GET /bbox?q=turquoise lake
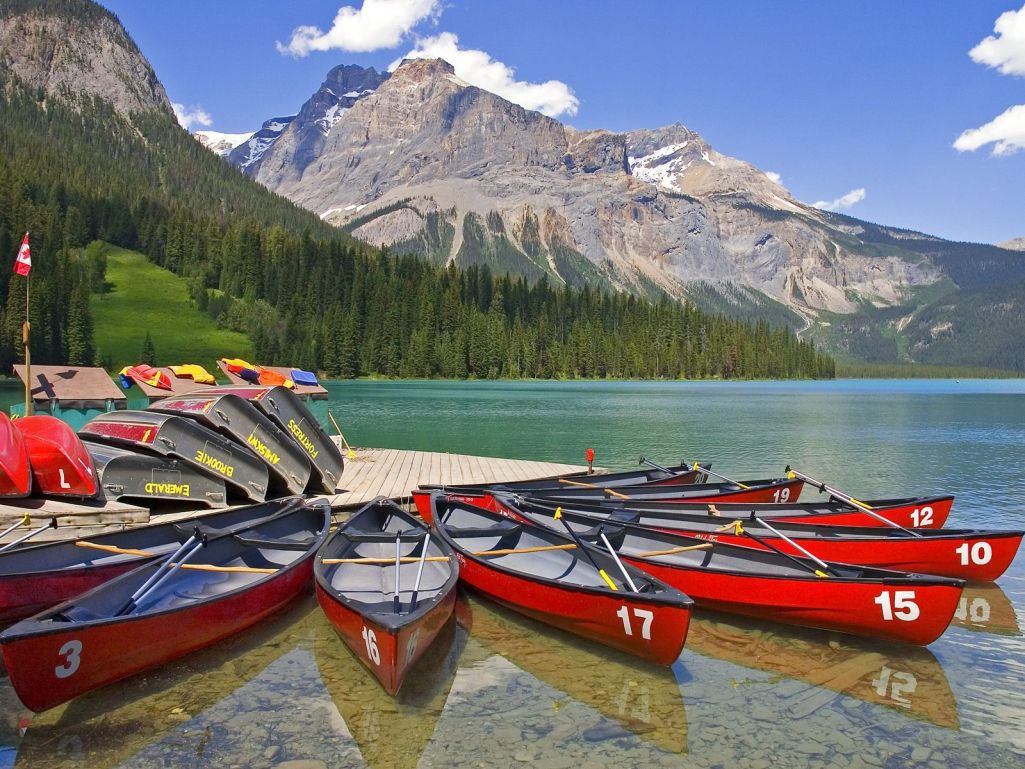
[2,378,1023,768]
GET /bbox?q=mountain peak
[0,0,171,118]
[391,57,457,81]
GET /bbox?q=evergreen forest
[0,53,833,380]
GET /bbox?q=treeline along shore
[0,52,832,381]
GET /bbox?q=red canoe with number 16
[314,498,459,695]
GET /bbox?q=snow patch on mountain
[194,130,253,156]
[316,103,347,134]
[628,142,692,192]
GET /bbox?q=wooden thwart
[75,541,154,557]
[76,540,279,573]
[557,477,630,499]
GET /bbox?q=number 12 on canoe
[874,591,920,622]
[361,626,381,665]
[617,606,654,639]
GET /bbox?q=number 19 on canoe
[617,606,654,639]
[361,626,381,665]
[873,590,920,622]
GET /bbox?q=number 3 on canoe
[361,626,381,665]
[873,590,920,622]
[617,606,654,639]
[55,639,82,679]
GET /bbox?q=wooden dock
[319,447,595,508]
[0,447,595,542]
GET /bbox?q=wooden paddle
[328,410,357,460]
[558,478,631,500]
[784,466,921,536]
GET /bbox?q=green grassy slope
[90,244,252,372]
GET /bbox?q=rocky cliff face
[0,1,171,117]
[229,58,947,321]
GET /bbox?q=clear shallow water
[2,379,1024,768]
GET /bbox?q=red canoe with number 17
[425,493,694,664]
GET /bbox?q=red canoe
[499,495,1023,582]
[315,498,459,695]
[426,493,693,664]
[419,463,711,493]
[415,491,953,531]
[0,498,308,628]
[0,498,330,712]
[432,476,807,506]
[13,415,98,497]
[495,497,964,645]
[0,412,31,498]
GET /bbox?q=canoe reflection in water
[684,610,959,729]
[10,597,315,769]
[952,583,1021,636]
[311,603,465,769]
[455,592,688,754]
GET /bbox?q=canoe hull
[0,412,31,498]
[203,385,344,493]
[0,561,141,628]
[79,410,269,502]
[455,554,691,664]
[772,496,952,529]
[316,581,457,696]
[1,551,314,712]
[14,415,98,497]
[535,477,806,505]
[627,558,962,645]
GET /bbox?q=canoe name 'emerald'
[193,449,235,478]
[246,432,281,465]
[287,419,319,459]
[144,482,190,496]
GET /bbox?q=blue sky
[100,1,1024,244]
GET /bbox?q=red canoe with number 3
[493,497,964,646]
[13,416,98,498]
[314,499,459,695]
[0,498,329,712]
[426,493,694,664]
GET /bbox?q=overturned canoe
[203,385,344,493]
[148,393,312,495]
[315,498,459,695]
[500,498,964,646]
[0,496,330,712]
[14,415,98,498]
[0,497,298,627]
[84,439,228,509]
[79,411,268,502]
[497,495,1019,581]
[0,411,32,498]
[426,493,693,664]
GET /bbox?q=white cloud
[391,32,579,118]
[277,0,440,56]
[172,102,212,130]
[812,187,866,211]
[954,103,1025,155]
[969,3,1025,76]
[764,171,783,185]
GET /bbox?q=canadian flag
[13,233,31,276]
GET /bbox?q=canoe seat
[233,534,316,551]
[52,605,106,623]
[446,522,521,539]
[343,531,427,544]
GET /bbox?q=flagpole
[22,233,30,418]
